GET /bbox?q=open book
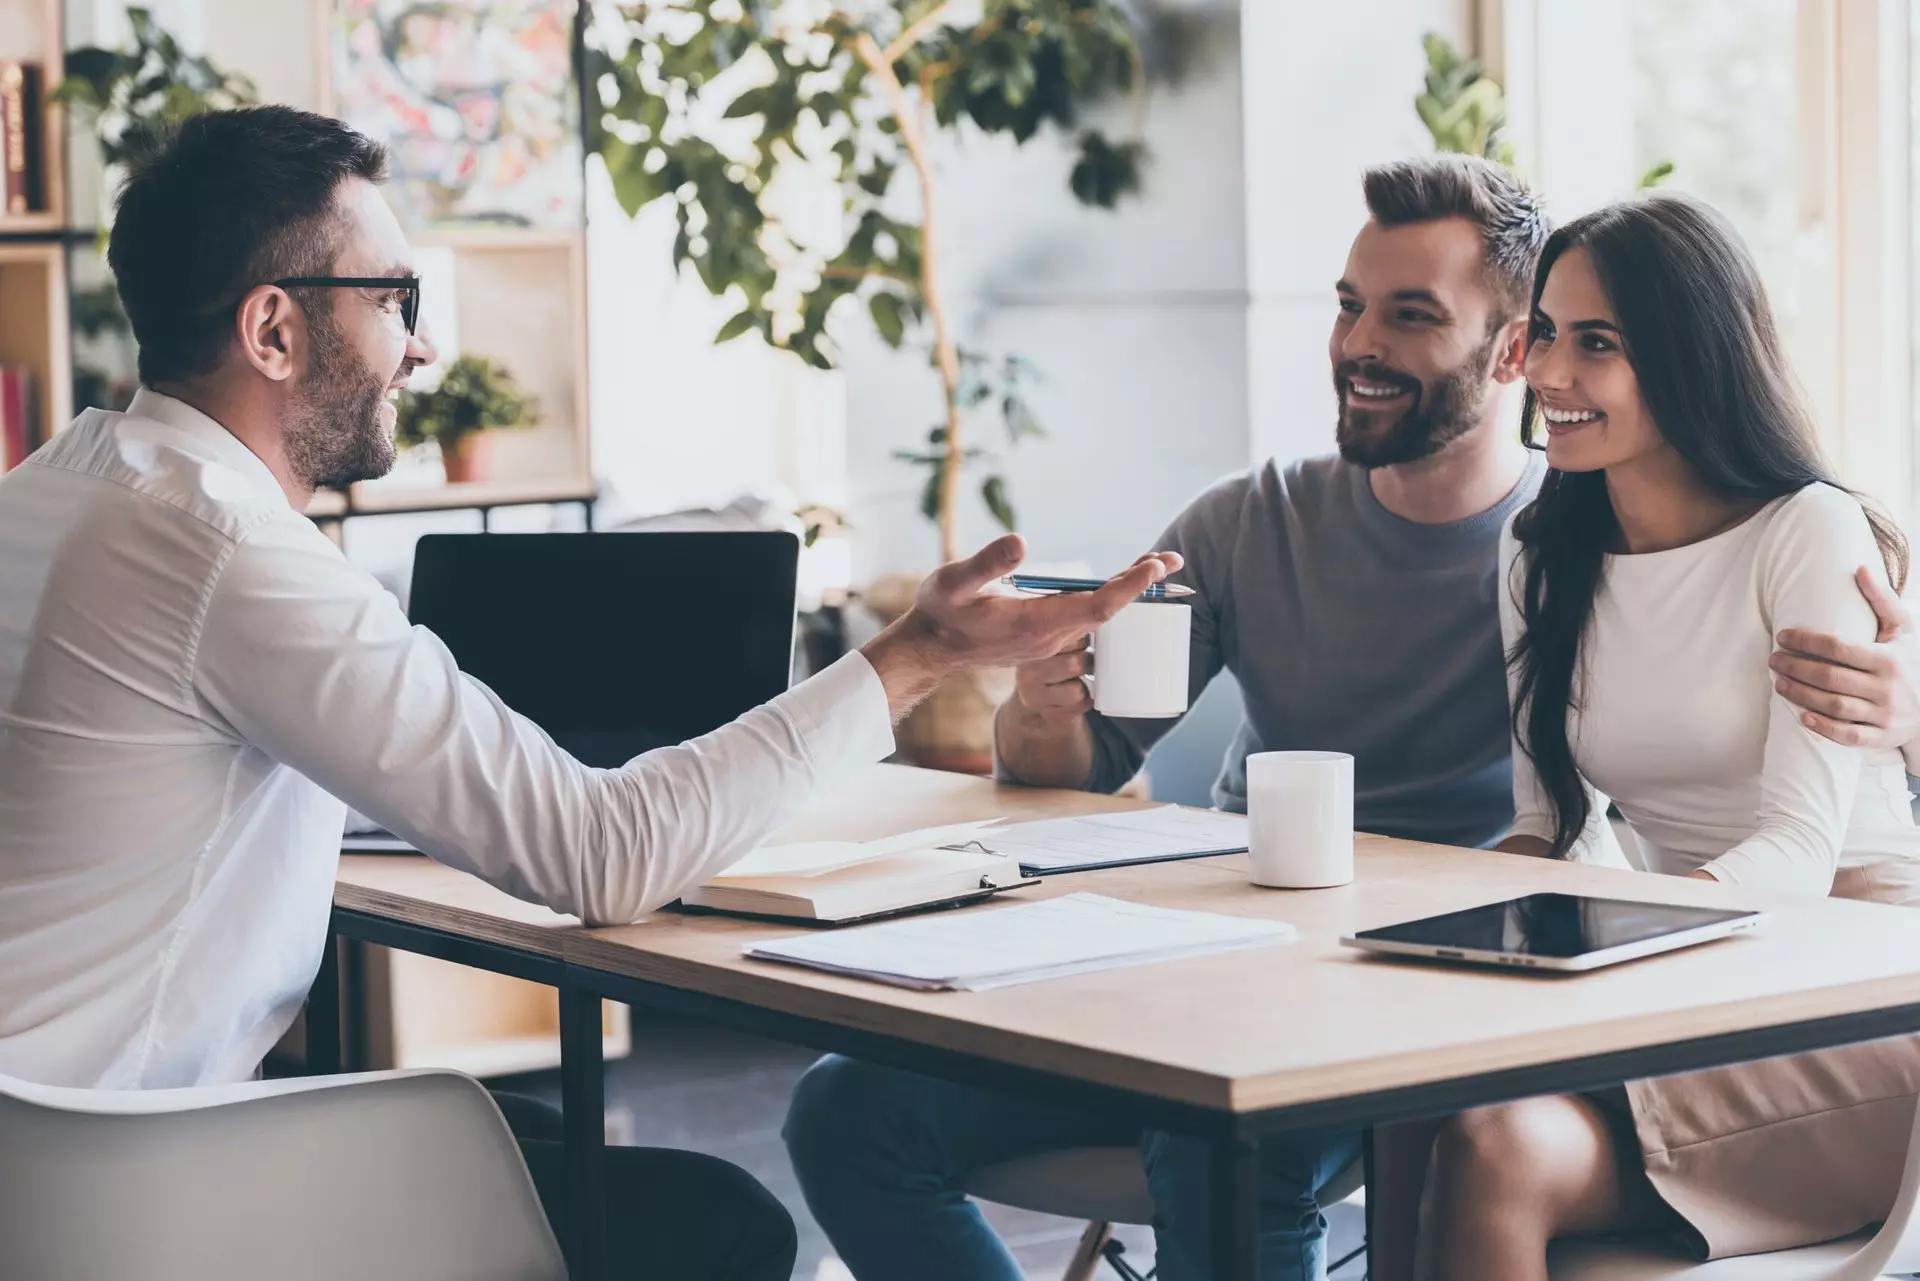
[678,821,1034,924]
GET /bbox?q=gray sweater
[1083,451,1547,849]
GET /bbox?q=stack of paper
[976,806,1250,873]
[745,892,1296,990]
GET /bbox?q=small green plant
[53,8,257,173]
[892,352,1044,531]
[393,355,539,453]
[1415,33,1516,166]
[1415,32,1672,191]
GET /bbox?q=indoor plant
[1414,32,1518,167]
[582,0,1149,771]
[392,354,540,485]
[53,8,258,218]
[1416,32,1672,189]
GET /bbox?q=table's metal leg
[307,928,343,1076]
[1211,1133,1260,1281]
[1361,1127,1376,1275]
[560,981,608,1281]
[341,937,370,1072]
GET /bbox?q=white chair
[965,1144,1367,1281]
[1549,1096,1920,1280]
[0,1067,565,1281]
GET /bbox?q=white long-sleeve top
[0,390,895,1089]
[1499,482,1920,891]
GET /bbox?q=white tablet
[1341,893,1766,973]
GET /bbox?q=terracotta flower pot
[440,432,493,485]
[863,570,1015,776]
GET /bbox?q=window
[1506,0,1914,532]
[1629,1,1802,348]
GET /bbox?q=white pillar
[1240,0,1475,467]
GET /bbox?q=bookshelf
[277,939,631,1079]
[0,0,70,458]
[361,946,629,1076]
[0,239,70,434]
[0,0,64,235]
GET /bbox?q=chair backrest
[0,1068,566,1281]
[1850,1092,1920,1279]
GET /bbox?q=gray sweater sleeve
[1078,481,1236,793]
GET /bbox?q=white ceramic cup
[1246,750,1355,888]
[1090,601,1190,719]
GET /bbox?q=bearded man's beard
[1334,325,1501,469]
[284,305,397,492]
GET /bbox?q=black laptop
[410,530,800,764]
[342,531,800,851]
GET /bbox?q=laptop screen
[408,531,799,767]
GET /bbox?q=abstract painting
[330,0,582,229]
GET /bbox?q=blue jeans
[783,1055,1362,1281]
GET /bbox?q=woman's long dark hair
[1509,194,1908,858]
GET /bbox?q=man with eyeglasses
[0,106,1177,1280]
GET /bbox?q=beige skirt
[1625,861,1920,1259]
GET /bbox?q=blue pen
[1003,574,1194,601]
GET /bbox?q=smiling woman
[1509,192,1907,862]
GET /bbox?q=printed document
[746,891,1295,990]
[972,806,1249,872]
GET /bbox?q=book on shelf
[0,61,44,216]
[1,367,34,471]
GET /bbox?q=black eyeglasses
[272,276,421,334]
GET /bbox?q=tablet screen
[1352,894,1758,959]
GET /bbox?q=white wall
[1241,0,1475,466]
[583,170,849,527]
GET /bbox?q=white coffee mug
[1246,750,1355,888]
[1091,601,1190,719]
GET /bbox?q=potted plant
[583,0,1149,771]
[392,354,540,485]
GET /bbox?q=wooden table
[320,765,1920,1281]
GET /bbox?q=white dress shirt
[1500,484,1920,890]
[0,390,895,1088]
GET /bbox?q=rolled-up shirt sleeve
[191,518,895,925]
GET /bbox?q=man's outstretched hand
[1771,566,1920,769]
[861,534,1183,721]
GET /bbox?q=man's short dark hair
[107,106,388,385]
[1361,154,1547,322]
